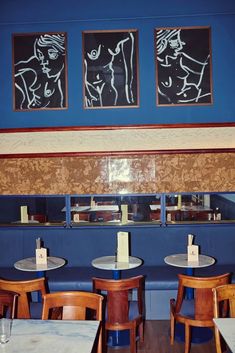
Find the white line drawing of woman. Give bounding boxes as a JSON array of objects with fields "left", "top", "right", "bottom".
[
  {"left": 84, "top": 31, "right": 136, "bottom": 108},
  {"left": 14, "top": 33, "right": 66, "bottom": 110},
  {"left": 156, "top": 28, "right": 211, "bottom": 105}
]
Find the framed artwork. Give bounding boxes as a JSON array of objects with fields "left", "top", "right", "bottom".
[
  {"left": 12, "top": 32, "right": 68, "bottom": 111},
  {"left": 155, "top": 26, "right": 213, "bottom": 106},
  {"left": 82, "top": 29, "right": 139, "bottom": 109}
]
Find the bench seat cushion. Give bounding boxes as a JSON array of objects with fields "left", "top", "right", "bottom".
[{"left": 1, "top": 264, "right": 235, "bottom": 293}]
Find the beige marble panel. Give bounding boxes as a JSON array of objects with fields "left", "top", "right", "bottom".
[
  {"left": 1, "top": 126, "right": 235, "bottom": 154},
  {"left": 0, "top": 152, "right": 234, "bottom": 195}
]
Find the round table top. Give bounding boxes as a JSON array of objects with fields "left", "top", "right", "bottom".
[
  {"left": 164, "top": 253, "right": 215, "bottom": 268},
  {"left": 14, "top": 256, "right": 66, "bottom": 272},
  {"left": 92, "top": 255, "right": 142, "bottom": 271}
]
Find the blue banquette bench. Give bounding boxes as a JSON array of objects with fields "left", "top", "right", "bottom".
[{"left": 0, "top": 224, "right": 235, "bottom": 319}]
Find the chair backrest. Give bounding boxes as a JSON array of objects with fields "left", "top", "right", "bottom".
[
  {"left": 0, "top": 290, "right": 18, "bottom": 319},
  {"left": 175, "top": 273, "right": 230, "bottom": 321},
  {"left": 42, "top": 291, "right": 104, "bottom": 353},
  {"left": 0, "top": 277, "right": 47, "bottom": 319},
  {"left": 92, "top": 275, "right": 144, "bottom": 324},
  {"left": 42, "top": 291, "right": 103, "bottom": 320},
  {"left": 213, "top": 284, "right": 235, "bottom": 318}
]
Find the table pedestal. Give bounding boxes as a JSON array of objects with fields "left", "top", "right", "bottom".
[
  {"left": 112, "top": 268, "right": 129, "bottom": 346},
  {"left": 91, "top": 256, "right": 142, "bottom": 348},
  {"left": 107, "top": 330, "right": 130, "bottom": 347}
]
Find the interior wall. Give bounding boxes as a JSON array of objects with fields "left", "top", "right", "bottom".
[
  {"left": 1, "top": 1, "right": 234, "bottom": 195},
  {"left": 0, "top": 1, "right": 235, "bottom": 128},
  {"left": 0, "top": 152, "right": 234, "bottom": 195}
]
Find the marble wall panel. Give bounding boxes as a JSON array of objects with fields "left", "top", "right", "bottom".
[{"left": 0, "top": 152, "right": 234, "bottom": 195}]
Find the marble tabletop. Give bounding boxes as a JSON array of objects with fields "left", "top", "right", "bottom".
[
  {"left": 164, "top": 253, "right": 215, "bottom": 268},
  {"left": 92, "top": 255, "right": 142, "bottom": 271},
  {"left": 213, "top": 318, "right": 235, "bottom": 352},
  {"left": 0, "top": 319, "right": 99, "bottom": 353},
  {"left": 14, "top": 256, "right": 66, "bottom": 272}
]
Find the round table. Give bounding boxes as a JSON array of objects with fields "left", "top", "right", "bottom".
[
  {"left": 14, "top": 256, "right": 66, "bottom": 302},
  {"left": 164, "top": 253, "right": 215, "bottom": 300},
  {"left": 92, "top": 255, "right": 142, "bottom": 348},
  {"left": 164, "top": 253, "right": 215, "bottom": 344},
  {"left": 92, "top": 255, "right": 142, "bottom": 280},
  {"left": 164, "top": 253, "right": 215, "bottom": 272},
  {"left": 14, "top": 256, "right": 66, "bottom": 273}
]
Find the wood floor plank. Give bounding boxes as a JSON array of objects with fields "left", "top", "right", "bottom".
[{"left": 107, "top": 320, "right": 216, "bottom": 353}]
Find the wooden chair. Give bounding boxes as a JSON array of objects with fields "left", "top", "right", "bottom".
[
  {"left": 92, "top": 275, "right": 144, "bottom": 353},
  {"left": 42, "top": 291, "right": 104, "bottom": 353},
  {"left": 170, "top": 273, "right": 230, "bottom": 353},
  {"left": 0, "top": 277, "right": 47, "bottom": 319},
  {"left": 0, "top": 290, "right": 18, "bottom": 319},
  {"left": 213, "top": 283, "right": 235, "bottom": 353}
]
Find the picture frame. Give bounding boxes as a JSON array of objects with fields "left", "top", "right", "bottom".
[
  {"left": 12, "top": 32, "right": 68, "bottom": 111},
  {"left": 155, "top": 26, "right": 213, "bottom": 106},
  {"left": 82, "top": 29, "right": 139, "bottom": 109}
]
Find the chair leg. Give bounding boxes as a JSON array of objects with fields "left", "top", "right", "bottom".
[
  {"left": 138, "top": 322, "right": 144, "bottom": 342},
  {"left": 97, "top": 325, "right": 102, "bottom": 353},
  {"left": 214, "top": 327, "right": 223, "bottom": 353},
  {"left": 130, "top": 327, "right": 137, "bottom": 353},
  {"left": 184, "top": 324, "right": 191, "bottom": 353},
  {"left": 170, "top": 314, "right": 175, "bottom": 345},
  {"left": 103, "top": 325, "right": 108, "bottom": 353}
]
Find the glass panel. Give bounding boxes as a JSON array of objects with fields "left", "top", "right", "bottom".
[
  {"left": 70, "top": 194, "right": 161, "bottom": 224},
  {"left": 0, "top": 196, "right": 66, "bottom": 225},
  {"left": 165, "top": 193, "right": 235, "bottom": 222}
]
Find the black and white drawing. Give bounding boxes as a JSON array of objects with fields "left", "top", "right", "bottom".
[
  {"left": 83, "top": 30, "right": 139, "bottom": 109},
  {"left": 13, "top": 32, "right": 67, "bottom": 111},
  {"left": 155, "top": 27, "right": 212, "bottom": 106}
]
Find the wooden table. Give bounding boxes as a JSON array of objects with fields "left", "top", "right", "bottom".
[
  {"left": 1, "top": 319, "right": 99, "bottom": 353},
  {"left": 214, "top": 318, "right": 235, "bottom": 353}
]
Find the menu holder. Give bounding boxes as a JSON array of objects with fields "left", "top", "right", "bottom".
[
  {"left": 90, "top": 197, "right": 96, "bottom": 208},
  {"left": 20, "top": 205, "right": 28, "bottom": 223},
  {"left": 121, "top": 204, "right": 128, "bottom": 223},
  {"left": 117, "top": 231, "right": 129, "bottom": 263},
  {"left": 187, "top": 233, "right": 199, "bottom": 262},
  {"left": 73, "top": 213, "right": 80, "bottom": 222},
  {"left": 35, "top": 237, "right": 47, "bottom": 265}
]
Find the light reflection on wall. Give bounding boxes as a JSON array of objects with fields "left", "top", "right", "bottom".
[{"left": 108, "top": 158, "right": 133, "bottom": 183}]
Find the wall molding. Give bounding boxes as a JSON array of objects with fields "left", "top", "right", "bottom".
[{"left": 0, "top": 123, "right": 235, "bottom": 158}]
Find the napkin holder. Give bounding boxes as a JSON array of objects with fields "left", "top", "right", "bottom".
[
  {"left": 117, "top": 231, "right": 129, "bottom": 263},
  {"left": 187, "top": 234, "right": 199, "bottom": 262},
  {"left": 35, "top": 237, "right": 47, "bottom": 265},
  {"left": 36, "top": 248, "right": 47, "bottom": 265},
  {"left": 187, "top": 233, "right": 199, "bottom": 262},
  {"left": 187, "top": 245, "right": 199, "bottom": 262}
]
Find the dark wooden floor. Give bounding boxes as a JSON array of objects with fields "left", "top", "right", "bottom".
[{"left": 107, "top": 321, "right": 216, "bottom": 353}]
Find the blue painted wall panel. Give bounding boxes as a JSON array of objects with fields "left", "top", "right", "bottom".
[
  {"left": 0, "top": 1, "right": 235, "bottom": 128},
  {"left": 0, "top": 224, "right": 235, "bottom": 267}
]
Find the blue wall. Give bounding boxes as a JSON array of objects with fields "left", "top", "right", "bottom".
[
  {"left": 1, "top": 0, "right": 235, "bottom": 128},
  {"left": 1, "top": 223, "right": 235, "bottom": 267}
]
